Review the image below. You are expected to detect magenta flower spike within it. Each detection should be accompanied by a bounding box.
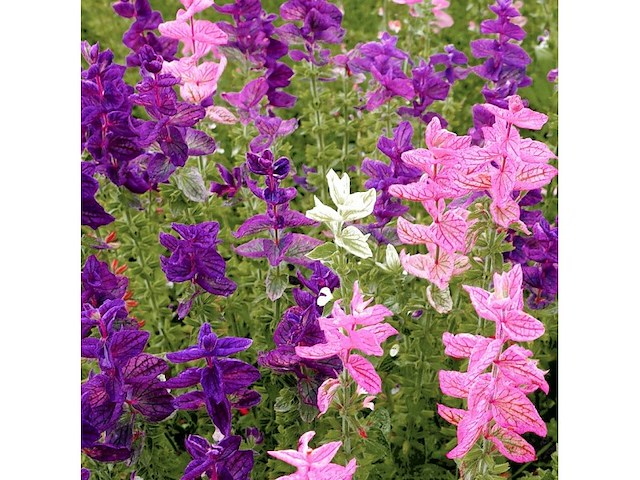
[268,431,357,480]
[438,264,549,464]
[296,281,397,395]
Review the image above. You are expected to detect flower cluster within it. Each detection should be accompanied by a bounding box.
[158,0,228,105]
[438,264,548,463]
[296,281,397,405]
[361,121,421,243]
[81,256,174,463]
[258,261,343,408]
[277,0,346,65]
[165,323,261,436]
[505,205,558,309]
[390,97,557,292]
[469,0,532,142]
[234,149,322,277]
[268,430,357,479]
[182,434,254,480]
[113,0,179,66]
[159,222,236,318]
[216,0,297,109]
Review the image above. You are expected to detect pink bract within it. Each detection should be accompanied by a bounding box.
[268,431,357,480]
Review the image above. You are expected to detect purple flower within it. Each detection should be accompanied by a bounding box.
[211,163,247,200]
[182,434,254,480]
[249,115,298,153]
[469,0,533,142]
[397,59,449,119]
[81,255,128,307]
[81,163,115,230]
[278,0,345,65]
[166,323,261,435]
[159,222,237,313]
[234,149,322,271]
[114,0,178,67]
[361,122,420,241]
[221,77,269,124]
[429,44,469,84]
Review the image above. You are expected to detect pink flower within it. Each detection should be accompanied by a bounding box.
[431,0,453,29]
[463,264,545,342]
[296,281,397,395]
[162,56,227,104]
[268,431,357,480]
[438,264,549,463]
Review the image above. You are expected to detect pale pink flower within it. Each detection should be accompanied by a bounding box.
[431,0,453,29]
[268,431,357,480]
[388,20,402,33]
[163,56,227,104]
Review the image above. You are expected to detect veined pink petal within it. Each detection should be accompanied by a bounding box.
[501,310,545,342]
[354,305,394,326]
[490,162,517,205]
[438,370,472,398]
[487,424,537,463]
[442,332,485,358]
[361,323,399,346]
[346,354,382,394]
[401,148,436,173]
[468,337,503,376]
[490,198,528,231]
[308,441,343,466]
[446,410,492,459]
[268,449,305,467]
[482,96,548,130]
[343,458,358,478]
[428,209,468,253]
[450,168,493,192]
[295,341,342,360]
[177,0,214,20]
[467,373,493,412]
[349,280,370,314]
[349,328,384,356]
[389,179,437,202]
[396,217,431,245]
[317,378,341,415]
[437,403,467,426]
[462,285,499,322]
[491,382,547,436]
[514,163,558,190]
[497,345,549,394]
[519,138,557,163]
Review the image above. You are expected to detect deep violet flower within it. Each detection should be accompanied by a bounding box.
[81,255,129,307]
[160,222,237,296]
[166,323,261,435]
[182,434,254,480]
[81,163,115,230]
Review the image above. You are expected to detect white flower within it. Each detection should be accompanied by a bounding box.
[305,169,376,259]
[389,344,400,357]
[317,287,334,307]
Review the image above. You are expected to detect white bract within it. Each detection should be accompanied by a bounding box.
[306,169,376,259]
[375,243,402,272]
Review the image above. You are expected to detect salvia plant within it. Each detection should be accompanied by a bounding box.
[81,0,558,478]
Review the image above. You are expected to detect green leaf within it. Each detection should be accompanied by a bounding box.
[306,242,338,261]
[266,269,288,301]
[174,167,209,202]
